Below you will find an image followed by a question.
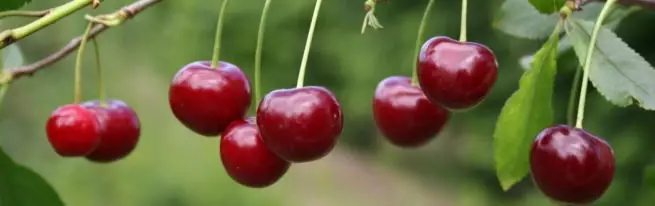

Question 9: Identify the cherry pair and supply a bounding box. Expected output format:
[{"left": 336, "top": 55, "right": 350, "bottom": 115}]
[
  {"left": 169, "top": 61, "right": 343, "bottom": 188},
  {"left": 374, "top": 36, "right": 498, "bottom": 147},
  {"left": 46, "top": 99, "right": 140, "bottom": 163}
]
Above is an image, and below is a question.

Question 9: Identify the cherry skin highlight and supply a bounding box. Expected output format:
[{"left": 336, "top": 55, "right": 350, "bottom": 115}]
[
  {"left": 220, "top": 117, "right": 290, "bottom": 188},
  {"left": 256, "top": 86, "right": 343, "bottom": 163},
  {"left": 417, "top": 36, "right": 498, "bottom": 110},
  {"left": 169, "top": 61, "right": 251, "bottom": 137},
  {"left": 46, "top": 104, "right": 102, "bottom": 157},
  {"left": 373, "top": 76, "right": 450, "bottom": 147},
  {"left": 530, "top": 125, "right": 615, "bottom": 205},
  {"left": 82, "top": 99, "right": 141, "bottom": 163}
]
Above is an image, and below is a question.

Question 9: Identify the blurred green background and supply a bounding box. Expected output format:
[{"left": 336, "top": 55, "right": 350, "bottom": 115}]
[{"left": 0, "top": 0, "right": 654, "bottom": 205}]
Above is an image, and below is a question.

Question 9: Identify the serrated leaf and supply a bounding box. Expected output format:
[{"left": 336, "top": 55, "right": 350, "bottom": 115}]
[
  {"left": 495, "top": 1, "right": 632, "bottom": 40},
  {"left": 565, "top": 18, "right": 655, "bottom": 109},
  {"left": 517, "top": 5, "right": 636, "bottom": 70},
  {"left": 494, "top": 27, "right": 559, "bottom": 191},
  {"left": 2, "top": 44, "right": 24, "bottom": 69},
  {"left": 529, "top": 0, "right": 567, "bottom": 14},
  {"left": 0, "top": 0, "right": 32, "bottom": 12},
  {"left": 0, "top": 148, "right": 64, "bottom": 206},
  {"left": 494, "top": 0, "right": 558, "bottom": 39}
]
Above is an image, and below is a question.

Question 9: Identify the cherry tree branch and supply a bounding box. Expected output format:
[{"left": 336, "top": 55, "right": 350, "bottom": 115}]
[
  {"left": 0, "top": 9, "right": 51, "bottom": 19},
  {"left": 5, "top": 0, "right": 163, "bottom": 82},
  {"left": 0, "top": 0, "right": 102, "bottom": 49},
  {"left": 578, "top": 0, "right": 655, "bottom": 8}
]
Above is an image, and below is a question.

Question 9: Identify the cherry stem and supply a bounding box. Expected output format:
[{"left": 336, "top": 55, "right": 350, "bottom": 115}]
[
  {"left": 459, "top": 0, "right": 468, "bottom": 42},
  {"left": 73, "top": 22, "right": 94, "bottom": 104},
  {"left": 92, "top": 38, "right": 107, "bottom": 106},
  {"left": 567, "top": 65, "right": 582, "bottom": 126},
  {"left": 255, "top": 0, "right": 272, "bottom": 105},
  {"left": 210, "top": 0, "right": 230, "bottom": 69},
  {"left": 575, "top": 0, "right": 617, "bottom": 128},
  {"left": 411, "top": 0, "right": 435, "bottom": 85},
  {"left": 296, "top": 0, "right": 323, "bottom": 88}
]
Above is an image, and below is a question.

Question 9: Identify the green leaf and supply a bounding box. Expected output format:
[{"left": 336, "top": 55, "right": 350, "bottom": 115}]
[
  {"left": 494, "top": 25, "right": 560, "bottom": 191},
  {"left": 2, "top": 44, "right": 24, "bottom": 69},
  {"left": 0, "top": 147, "right": 64, "bottom": 206},
  {"left": 565, "top": 18, "right": 655, "bottom": 109},
  {"left": 0, "top": 0, "right": 32, "bottom": 12},
  {"left": 517, "top": 5, "right": 638, "bottom": 69},
  {"left": 494, "top": 0, "right": 558, "bottom": 39},
  {"left": 494, "top": 1, "right": 634, "bottom": 40},
  {"left": 529, "top": 0, "right": 567, "bottom": 14},
  {"left": 645, "top": 165, "right": 655, "bottom": 191}
]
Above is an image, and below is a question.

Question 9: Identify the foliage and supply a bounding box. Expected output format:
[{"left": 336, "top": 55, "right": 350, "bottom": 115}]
[{"left": 493, "top": 25, "right": 560, "bottom": 191}]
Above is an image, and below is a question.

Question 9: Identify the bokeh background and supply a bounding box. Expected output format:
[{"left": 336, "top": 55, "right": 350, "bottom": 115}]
[{"left": 1, "top": 0, "right": 654, "bottom": 205}]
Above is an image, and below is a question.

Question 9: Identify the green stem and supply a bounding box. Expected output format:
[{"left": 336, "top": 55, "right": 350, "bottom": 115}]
[
  {"left": 411, "top": 0, "right": 435, "bottom": 85},
  {"left": 254, "top": 0, "right": 272, "bottom": 104},
  {"left": 296, "top": 0, "right": 324, "bottom": 88},
  {"left": 459, "top": 0, "right": 467, "bottom": 42},
  {"left": 73, "top": 22, "right": 94, "bottom": 104},
  {"left": 567, "top": 66, "right": 582, "bottom": 126},
  {"left": 575, "top": 0, "right": 617, "bottom": 128},
  {"left": 0, "top": 0, "right": 97, "bottom": 49},
  {"left": 0, "top": 10, "right": 50, "bottom": 19},
  {"left": 211, "top": 0, "right": 230, "bottom": 68},
  {"left": 92, "top": 38, "right": 107, "bottom": 106}
]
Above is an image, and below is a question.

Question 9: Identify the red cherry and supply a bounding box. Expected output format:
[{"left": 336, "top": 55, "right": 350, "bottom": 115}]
[
  {"left": 256, "top": 86, "right": 343, "bottom": 163},
  {"left": 169, "top": 61, "right": 251, "bottom": 136},
  {"left": 46, "top": 104, "right": 102, "bottom": 157},
  {"left": 530, "top": 125, "right": 615, "bottom": 205},
  {"left": 417, "top": 36, "right": 498, "bottom": 110},
  {"left": 373, "top": 76, "right": 450, "bottom": 147},
  {"left": 220, "top": 117, "right": 290, "bottom": 188},
  {"left": 82, "top": 99, "right": 141, "bottom": 163}
]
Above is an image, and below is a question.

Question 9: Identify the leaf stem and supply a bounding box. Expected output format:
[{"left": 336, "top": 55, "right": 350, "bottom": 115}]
[
  {"left": 296, "top": 0, "right": 324, "bottom": 88},
  {"left": 459, "top": 0, "right": 468, "bottom": 42},
  {"left": 74, "top": 22, "right": 94, "bottom": 104},
  {"left": 411, "top": 0, "right": 435, "bottom": 85},
  {"left": 0, "top": 0, "right": 98, "bottom": 49},
  {"left": 211, "top": 0, "right": 230, "bottom": 69},
  {"left": 575, "top": 0, "right": 618, "bottom": 128},
  {"left": 254, "top": 0, "right": 272, "bottom": 105},
  {"left": 92, "top": 39, "right": 107, "bottom": 106}
]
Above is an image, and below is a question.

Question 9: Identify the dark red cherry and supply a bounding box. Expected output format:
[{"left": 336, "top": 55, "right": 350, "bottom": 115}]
[
  {"left": 530, "top": 125, "right": 615, "bottom": 205},
  {"left": 220, "top": 117, "right": 290, "bottom": 188},
  {"left": 256, "top": 86, "right": 343, "bottom": 163},
  {"left": 417, "top": 36, "right": 498, "bottom": 110},
  {"left": 46, "top": 104, "right": 102, "bottom": 157},
  {"left": 169, "top": 61, "right": 251, "bottom": 136},
  {"left": 373, "top": 76, "right": 450, "bottom": 147},
  {"left": 82, "top": 99, "right": 141, "bottom": 163}
]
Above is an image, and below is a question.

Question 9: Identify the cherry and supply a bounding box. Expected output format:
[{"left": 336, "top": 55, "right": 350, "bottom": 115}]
[
  {"left": 169, "top": 61, "right": 251, "bottom": 137},
  {"left": 256, "top": 86, "right": 343, "bottom": 163},
  {"left": 81, "top": 99, "right": 141, "bottom": 163},
  {"left": 220, "top": 117, "right": 290, "bottom": 188},
  {"left": 372, "top": 76, "right": 450, "bottom": 147},
  {"left": 530, "top": 125, "right": 615, "bottom": 205},
  {"left": 46, "top": 104, "right": 102, "bottom": 157},
  {"left": 417, "top": 36, "right": 498, "bottom": 110}
]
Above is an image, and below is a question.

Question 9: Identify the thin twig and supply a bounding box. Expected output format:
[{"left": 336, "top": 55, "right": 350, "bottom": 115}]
[{"left": 6, "top": 0, "right": 163, "bottom": 82}]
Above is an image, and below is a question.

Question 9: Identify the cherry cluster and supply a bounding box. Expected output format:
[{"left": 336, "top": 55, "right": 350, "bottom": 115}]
[
  {"left": 168, "top": 62, "right": 343, "bottom": 188},
  {"left": 46, "top": 100, "right": 141, "bottom": 163},
  {"left": 373, "top": 36, "right": 498, "bottom": 147},
  {"left": 44, "top": 24, "right": 141, "bottom": 164}
]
